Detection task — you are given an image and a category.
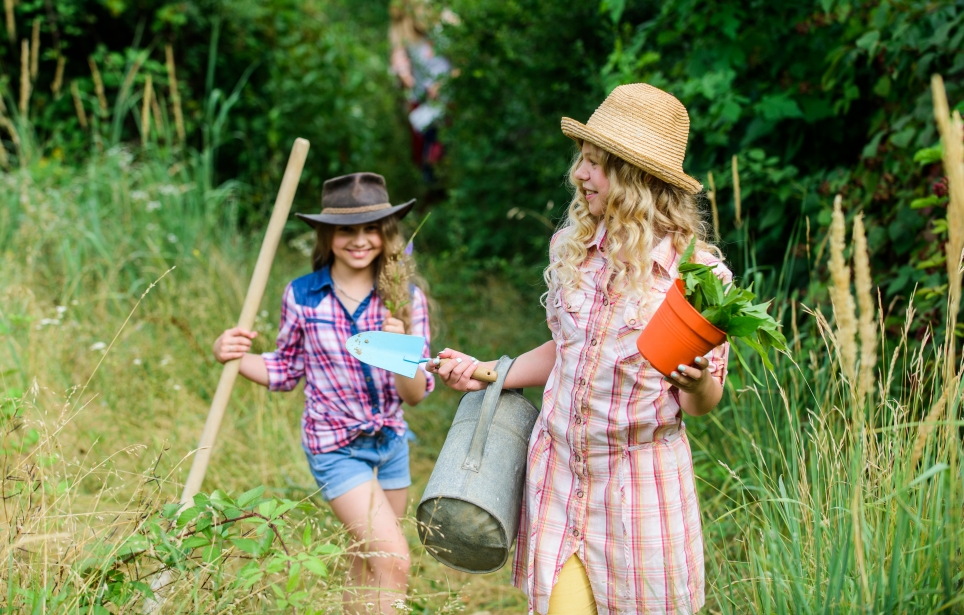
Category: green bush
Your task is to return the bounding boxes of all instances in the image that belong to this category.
[429,0,964,334]
[0,0,419,219]
[425,0,614,277]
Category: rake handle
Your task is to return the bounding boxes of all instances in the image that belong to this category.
[180,138,310,506]
[436,358,498,383]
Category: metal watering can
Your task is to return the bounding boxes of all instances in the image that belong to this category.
[416,356,540,573]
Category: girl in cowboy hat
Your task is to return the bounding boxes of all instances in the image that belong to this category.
[213,172,433,614]
[430,84,729,615]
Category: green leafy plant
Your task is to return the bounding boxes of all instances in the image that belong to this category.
[73,487,341,613]
[679,239,788,371]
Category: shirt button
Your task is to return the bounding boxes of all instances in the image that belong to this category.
[575,416,582,424]
[566,303,572,310]
[576,490,584,498]
[572,528,580,538]
[629,318,637,326]
[590,338,597,346]
[603,297,609,306]
[574,454,581,462]
[579,378,586,386]
[365,377,372,382]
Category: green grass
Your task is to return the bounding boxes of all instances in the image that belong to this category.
[1,146,962,613]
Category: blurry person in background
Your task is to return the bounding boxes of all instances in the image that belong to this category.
[389,0,459,188]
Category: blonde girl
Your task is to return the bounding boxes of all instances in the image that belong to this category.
[213,172,434,614]
[430,84,729,614]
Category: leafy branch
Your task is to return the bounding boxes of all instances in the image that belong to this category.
[73,486,342,612]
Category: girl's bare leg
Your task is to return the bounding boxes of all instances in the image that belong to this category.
[330,481,410,614]
[383,487,408,518]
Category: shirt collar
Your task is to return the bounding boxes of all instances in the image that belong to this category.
[589,223,680,277]
[651,234,679,278]
[309,264,334,292]
[587,222,608,252]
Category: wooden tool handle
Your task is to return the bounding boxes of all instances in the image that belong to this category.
[437,358,498,383]
[180,138,310,506]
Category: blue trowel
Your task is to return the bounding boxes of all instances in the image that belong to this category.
[345,331,498,382]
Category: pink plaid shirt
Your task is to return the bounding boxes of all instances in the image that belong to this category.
[262,265,434,454]
[512,226,730,615]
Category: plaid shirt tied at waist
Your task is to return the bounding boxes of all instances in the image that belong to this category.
[262,265,434,454]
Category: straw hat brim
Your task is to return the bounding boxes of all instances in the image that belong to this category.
[561,117,702,194]
[296,199,416,228]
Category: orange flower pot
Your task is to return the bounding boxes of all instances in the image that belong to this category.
[637,279,726,377]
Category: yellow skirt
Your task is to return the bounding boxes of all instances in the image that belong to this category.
[546,556,597,615]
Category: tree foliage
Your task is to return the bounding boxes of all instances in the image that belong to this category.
[434,0,964,330]
[0,0,420,214]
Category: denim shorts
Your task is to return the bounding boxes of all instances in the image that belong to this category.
[303,429,411,501]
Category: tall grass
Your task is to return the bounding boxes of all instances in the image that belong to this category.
[0,141,542,613]
[2,95,963,613]
[696,211,964,612]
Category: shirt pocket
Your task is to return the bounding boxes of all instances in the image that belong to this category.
[553,289,586,342]
[615,299,646,366]
[302,313,346,364]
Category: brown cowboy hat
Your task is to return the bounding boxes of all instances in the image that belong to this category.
[296,172,416,228]
[561,83,702,194]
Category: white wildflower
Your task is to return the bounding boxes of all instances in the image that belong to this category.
[167,234,178,243]
[146,223,157,231]
[173,384,182,391]
[146,200,162,212]
[89,342,107,351]
[70,299,79,306]
[131,190,149,201]
[133,358,142,366]
[160,355,172,366]
[158,184,179,196]
[56,305,67,315]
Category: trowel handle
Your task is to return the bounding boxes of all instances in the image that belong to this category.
[436,358,498,383]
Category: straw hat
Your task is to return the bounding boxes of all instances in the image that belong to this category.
[296,172,415,227]
[561,83,702,194]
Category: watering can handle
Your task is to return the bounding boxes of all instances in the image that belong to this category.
[462,355,515,473]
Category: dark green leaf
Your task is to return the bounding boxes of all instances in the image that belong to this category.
[726,316,768,337]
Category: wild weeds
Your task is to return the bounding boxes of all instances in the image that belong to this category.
[0,151,489,613]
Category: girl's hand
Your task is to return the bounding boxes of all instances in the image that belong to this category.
[426,348,490,392]
[667,355,713,394]
[213,327,257,364]
[382,316,406,335]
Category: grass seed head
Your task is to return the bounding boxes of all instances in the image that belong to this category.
[829,194,858,386]
[852,213,877,407]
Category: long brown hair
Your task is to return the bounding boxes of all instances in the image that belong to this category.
[310,215,430,332]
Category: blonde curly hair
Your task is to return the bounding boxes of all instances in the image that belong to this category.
[544,141,719,301]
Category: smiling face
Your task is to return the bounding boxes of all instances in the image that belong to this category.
[330,222,384,271]
[573,141,611,216]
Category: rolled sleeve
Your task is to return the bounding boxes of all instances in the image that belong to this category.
[410,286,435,394]
[262,284,306,392]
[706,341,729,386]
